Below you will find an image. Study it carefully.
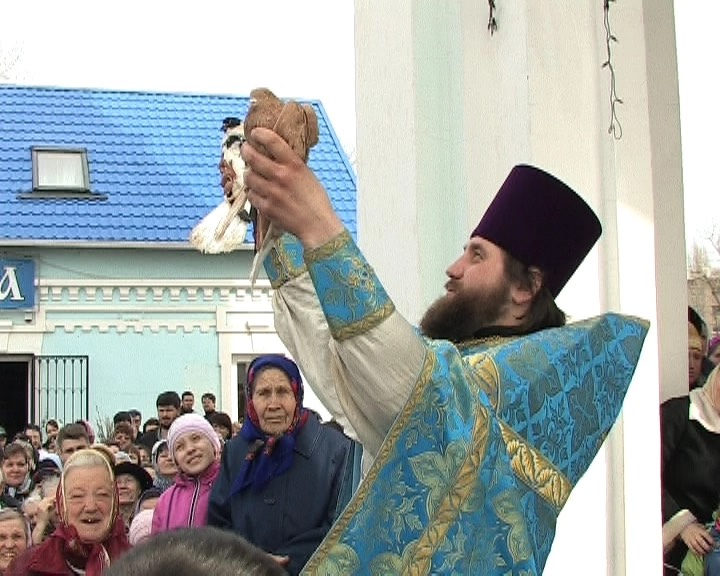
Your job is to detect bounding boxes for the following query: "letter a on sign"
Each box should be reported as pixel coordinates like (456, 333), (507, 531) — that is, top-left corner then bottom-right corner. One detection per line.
(0, 259), (36, 309)
(0, 267), (23, 300)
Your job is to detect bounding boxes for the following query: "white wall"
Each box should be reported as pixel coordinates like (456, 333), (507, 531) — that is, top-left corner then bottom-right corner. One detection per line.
(355, 0), (685, 573)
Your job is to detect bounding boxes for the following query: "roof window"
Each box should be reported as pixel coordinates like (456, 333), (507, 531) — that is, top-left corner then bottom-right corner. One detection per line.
(31, 147), (91, 194)
(21, 147), (104, 200)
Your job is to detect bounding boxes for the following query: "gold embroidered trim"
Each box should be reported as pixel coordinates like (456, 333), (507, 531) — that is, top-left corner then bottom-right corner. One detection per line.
(330, 301), (396, 341)
(456, 334), (515, 352)
(465, 352), (500, 411)
(268, 244), (307, 289)
(499, 422), (572, 511)
(404, 403), (491, 575)
(304, 229), (352, 264)
(466, 351), (572, 511)
(302, 349), (437, 573)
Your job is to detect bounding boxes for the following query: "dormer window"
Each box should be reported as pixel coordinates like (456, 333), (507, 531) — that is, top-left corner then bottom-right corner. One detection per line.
(31, 147), (90, 192)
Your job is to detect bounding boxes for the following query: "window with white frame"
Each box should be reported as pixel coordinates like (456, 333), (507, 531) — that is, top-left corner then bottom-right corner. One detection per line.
(31, 147), (90, 192)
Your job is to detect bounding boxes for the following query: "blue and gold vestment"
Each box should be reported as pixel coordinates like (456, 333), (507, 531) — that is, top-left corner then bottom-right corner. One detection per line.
(264, 231), (648, 575)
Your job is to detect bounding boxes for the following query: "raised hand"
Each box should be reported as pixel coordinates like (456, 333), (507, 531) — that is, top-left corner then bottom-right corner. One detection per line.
(241, 127), (344, 250)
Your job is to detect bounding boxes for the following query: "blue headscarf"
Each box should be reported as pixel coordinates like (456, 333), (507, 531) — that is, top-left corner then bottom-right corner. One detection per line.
(230, 355), (309, 494)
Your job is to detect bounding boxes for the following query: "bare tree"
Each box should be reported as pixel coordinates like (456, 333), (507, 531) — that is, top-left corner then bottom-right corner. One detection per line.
(707, 224), (720, 260)
(0, 41), (23, 82)
(689, 238), (720, 333)
(689, 241), (710, 276)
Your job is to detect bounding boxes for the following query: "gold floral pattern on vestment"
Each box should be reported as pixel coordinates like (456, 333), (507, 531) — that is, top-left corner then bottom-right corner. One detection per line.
(302, 349), (437, 573)
(304, 229), (352, 264)
(499, 422), (572, 511)
(465, 351), (501, 410)
(268, 244), (306, 289)
(401, 403), (491, 575)
(330, 301), (396, 341)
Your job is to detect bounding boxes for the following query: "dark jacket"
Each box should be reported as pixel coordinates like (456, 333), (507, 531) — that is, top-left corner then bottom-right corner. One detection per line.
(136, 427), (165, 451)
(208, 415), (354, 576)
(661, 395), (720, 571)
(0, 491), (22, 510)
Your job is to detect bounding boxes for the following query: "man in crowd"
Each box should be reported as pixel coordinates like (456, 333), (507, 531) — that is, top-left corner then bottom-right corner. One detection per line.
(201, 393), (216, 421)
(180, 391), (195, 414)
(56, 422), (90, 465)
(22, 424), (42, 451)
(128, 409), (142, 438)
(236, 128), (647, 574)
(136, 391), (181, 450)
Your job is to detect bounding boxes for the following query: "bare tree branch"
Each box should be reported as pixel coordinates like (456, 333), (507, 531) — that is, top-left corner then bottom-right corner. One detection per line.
(0, 42), (23, 82)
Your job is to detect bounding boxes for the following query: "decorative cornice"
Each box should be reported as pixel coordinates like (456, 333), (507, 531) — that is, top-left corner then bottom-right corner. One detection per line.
(38, 279), (273, 306)
(35, 278), (275, 334)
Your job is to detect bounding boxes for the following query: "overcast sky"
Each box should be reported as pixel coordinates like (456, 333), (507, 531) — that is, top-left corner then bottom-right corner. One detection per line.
(675, 3), (720, 254)
(0, 1), (357, 157)
(1, 2), (715, 258)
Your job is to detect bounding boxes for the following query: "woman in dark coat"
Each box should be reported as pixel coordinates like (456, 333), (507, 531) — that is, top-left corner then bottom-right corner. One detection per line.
(662, 363), (720, 573)
(208, 354), (354, 576)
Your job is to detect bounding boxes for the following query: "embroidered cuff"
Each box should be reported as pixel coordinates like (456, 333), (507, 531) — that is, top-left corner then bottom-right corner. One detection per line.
(305, 229), (395, 341)
(264, 234), (307, 289)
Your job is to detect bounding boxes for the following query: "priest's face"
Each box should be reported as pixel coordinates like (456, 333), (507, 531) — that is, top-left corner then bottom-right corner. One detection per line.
(420, 237), (512, 342)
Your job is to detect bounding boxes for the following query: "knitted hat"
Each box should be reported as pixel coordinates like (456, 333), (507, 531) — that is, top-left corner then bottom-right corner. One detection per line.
(167, 413), (221, 457)
(471, 164), (602, 297)
(128, 508), (154, 546)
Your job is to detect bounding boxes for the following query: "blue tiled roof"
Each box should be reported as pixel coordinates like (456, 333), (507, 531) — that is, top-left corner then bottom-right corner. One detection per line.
(0, 85), (356, 244)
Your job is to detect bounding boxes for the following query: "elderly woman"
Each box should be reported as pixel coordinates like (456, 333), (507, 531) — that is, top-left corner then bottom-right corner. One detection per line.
(0, 508), (31, 575)
(114, 463), (153, 532)
(7, 448), (129, 575)
(208, 354), (354, 576)
(662, 364), (720, 573)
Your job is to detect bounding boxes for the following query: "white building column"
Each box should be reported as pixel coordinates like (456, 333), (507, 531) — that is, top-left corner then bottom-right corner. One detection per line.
(355, 1), (685, 573)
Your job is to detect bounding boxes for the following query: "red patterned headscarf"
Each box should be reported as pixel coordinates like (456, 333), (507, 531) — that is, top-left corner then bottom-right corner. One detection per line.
(24, 448), (129, 576)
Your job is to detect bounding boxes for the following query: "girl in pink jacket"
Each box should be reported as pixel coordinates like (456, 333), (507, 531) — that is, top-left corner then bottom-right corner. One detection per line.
(151, 413), (221, 533)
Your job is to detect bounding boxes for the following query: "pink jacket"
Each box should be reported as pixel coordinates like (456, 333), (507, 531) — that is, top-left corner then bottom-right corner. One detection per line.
(151, 460), (220, 533)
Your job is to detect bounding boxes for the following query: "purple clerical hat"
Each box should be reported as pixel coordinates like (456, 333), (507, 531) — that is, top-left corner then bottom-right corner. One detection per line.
(472, 165), (601, 297)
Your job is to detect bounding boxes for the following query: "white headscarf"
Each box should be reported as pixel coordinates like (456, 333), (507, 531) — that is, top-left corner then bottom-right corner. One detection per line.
(689, 364), (720, 432)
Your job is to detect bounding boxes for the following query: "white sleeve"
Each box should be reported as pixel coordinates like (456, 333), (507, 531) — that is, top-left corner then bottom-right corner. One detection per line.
(272, 271), (426, 459)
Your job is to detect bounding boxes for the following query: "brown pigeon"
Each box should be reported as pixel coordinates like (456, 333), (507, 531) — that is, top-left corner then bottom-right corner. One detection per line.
(243, 88), (319, 284)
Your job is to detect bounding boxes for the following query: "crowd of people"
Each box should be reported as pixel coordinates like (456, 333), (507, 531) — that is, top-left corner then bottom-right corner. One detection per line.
(661, 307), (720, 575)
(0, 363), (357, 575)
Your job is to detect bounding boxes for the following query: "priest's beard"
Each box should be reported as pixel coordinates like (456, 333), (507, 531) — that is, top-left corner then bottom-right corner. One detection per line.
(419, 281), (510, 343)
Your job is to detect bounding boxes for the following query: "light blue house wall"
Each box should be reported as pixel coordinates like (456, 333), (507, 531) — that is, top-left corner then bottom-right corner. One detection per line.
(32, 247), (251, 425)
(0, 85), (356, 436)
